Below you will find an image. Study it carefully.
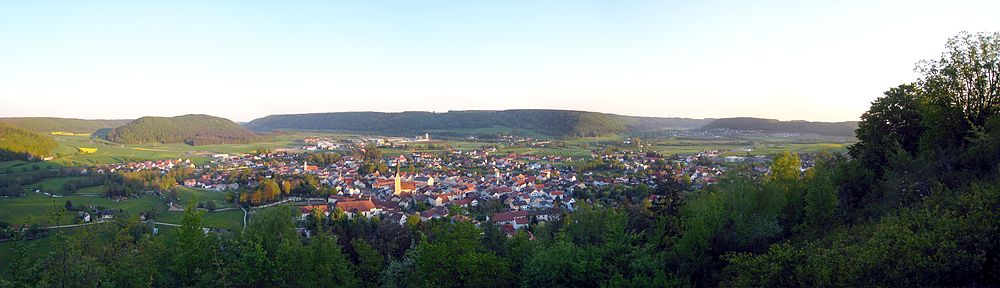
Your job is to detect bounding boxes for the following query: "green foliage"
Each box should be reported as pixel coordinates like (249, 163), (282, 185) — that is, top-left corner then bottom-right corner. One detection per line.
(407, 222), (513, 288)
(0, 123), (57, 161)
(718, 31), (1000, 287)
(918, 31), (1000, 128)
(849, 84), (925, 169)
(724, 182), (1000, 286)
(671, 169), (785, 283)
(307, 152), (342, 166)
(170, 201), (209, 286)
(107, 114), (261, 145)
(797, 154), (840, 237)
(352, 238), (385, 288)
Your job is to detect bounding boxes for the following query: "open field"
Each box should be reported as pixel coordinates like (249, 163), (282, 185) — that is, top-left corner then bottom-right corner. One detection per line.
(174, 187), (237, 209)
(0, 192), (162, 226)
(0, 133), (307, 174)
(0, 187), (242, 228)
(44, 134), (301, 167)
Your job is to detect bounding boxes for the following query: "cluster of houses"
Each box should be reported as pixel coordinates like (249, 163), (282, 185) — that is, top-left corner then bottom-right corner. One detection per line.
(193, 139), (791, 237)
(64, 135), (810, 238)
(81, 158), (196, 175)
(302, 137), (346, 151)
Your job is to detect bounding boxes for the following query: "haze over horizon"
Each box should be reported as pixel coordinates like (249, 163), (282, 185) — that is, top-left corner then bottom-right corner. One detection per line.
(2, 0), (998, 122)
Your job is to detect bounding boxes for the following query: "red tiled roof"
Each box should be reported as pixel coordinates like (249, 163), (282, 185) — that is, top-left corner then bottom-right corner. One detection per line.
(336, 200), (376, 212)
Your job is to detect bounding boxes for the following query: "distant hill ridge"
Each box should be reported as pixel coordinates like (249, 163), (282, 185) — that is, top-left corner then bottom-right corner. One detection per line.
(245, 110), (855, 137)
(107, 114), (261, 145)
(0, 117), (131, 134)
(699, 117), (859, 137)
(245, 110), (711, 137)
(0, 111), (858, 141)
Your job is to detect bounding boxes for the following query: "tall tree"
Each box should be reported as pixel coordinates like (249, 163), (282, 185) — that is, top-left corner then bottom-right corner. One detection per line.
(918, 32), (1000, 128)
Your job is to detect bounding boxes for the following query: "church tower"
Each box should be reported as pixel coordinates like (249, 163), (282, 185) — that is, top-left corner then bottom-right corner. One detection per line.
(394, 161), (402, 195)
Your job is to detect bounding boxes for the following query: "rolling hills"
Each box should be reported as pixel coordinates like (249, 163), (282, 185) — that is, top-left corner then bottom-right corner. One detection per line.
(0, 111), (859, 143)
(245, 110), (710, 137)
(0, 123), (58, 160)
(0, 117), (131, 134)
(106, 114), (262, 145)
(699, 117), (859, 137)
(245, 110), (856, 137)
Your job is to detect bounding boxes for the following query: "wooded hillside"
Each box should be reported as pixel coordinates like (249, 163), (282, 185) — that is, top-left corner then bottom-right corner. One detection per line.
(107, 114), (261, 145)
(699, 117), (859, 137)
(245, 109), (709, 137)
(0, 123), (57, 160)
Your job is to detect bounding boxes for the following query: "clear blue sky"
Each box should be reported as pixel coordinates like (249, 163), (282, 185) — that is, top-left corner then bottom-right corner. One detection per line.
(1, 0), (998, 122)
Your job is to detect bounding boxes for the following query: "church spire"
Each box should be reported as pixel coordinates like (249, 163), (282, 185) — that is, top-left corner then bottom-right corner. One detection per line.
(394, 156), (402, 195)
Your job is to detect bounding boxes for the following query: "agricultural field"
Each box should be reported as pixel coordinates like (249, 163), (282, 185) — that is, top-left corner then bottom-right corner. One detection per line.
(0, 192), (162, 226)
(173, 187), (237, 209)
(0, 186), (247, 276)
(0, 186), (243, 228)
(0, 133), (309, 174)
(42, 134), (301, 167)
(27, 176), (90, 194)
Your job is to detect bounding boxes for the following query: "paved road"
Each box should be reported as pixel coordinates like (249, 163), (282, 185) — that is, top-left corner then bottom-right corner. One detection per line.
(38, 222), (102, 229)
(39, 221), (209, 229)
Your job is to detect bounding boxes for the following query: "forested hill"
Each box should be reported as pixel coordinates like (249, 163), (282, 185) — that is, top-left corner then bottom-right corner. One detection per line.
(245, 110), (709, 137)
(106, 114), (261, 145)
(0, 123), (58, 160)
(699, 117), (859, 137)
(0, 117), (131, 134)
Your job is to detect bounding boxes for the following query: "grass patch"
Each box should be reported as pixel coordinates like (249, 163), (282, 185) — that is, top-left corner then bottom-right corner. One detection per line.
(0, 192), (165, 226)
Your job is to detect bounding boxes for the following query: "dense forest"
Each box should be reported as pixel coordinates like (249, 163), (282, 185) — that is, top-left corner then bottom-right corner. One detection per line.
(107, 115), (262, 145)
(0, 118), (130, 134)
(245, 109), (709, 137)
(245, 109), (858, 138)
(0, 123), (57, 161)
(699, 118), (859, 137)
(3, 32), (999, 287)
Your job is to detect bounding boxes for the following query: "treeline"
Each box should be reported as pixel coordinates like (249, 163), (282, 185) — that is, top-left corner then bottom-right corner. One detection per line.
(699, 117), (859, 137)
(307, 152), (342, 166)
(104, 168), (195, 197)
(0, 117), (130, 134)
(106, 114), (261, 146)
(246, 109), (703, 137)
(0, 196), (677, 287)
(716, 31), (1000, 286)
(0, 124), (57, 161)
(0, 168), (87, 197)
